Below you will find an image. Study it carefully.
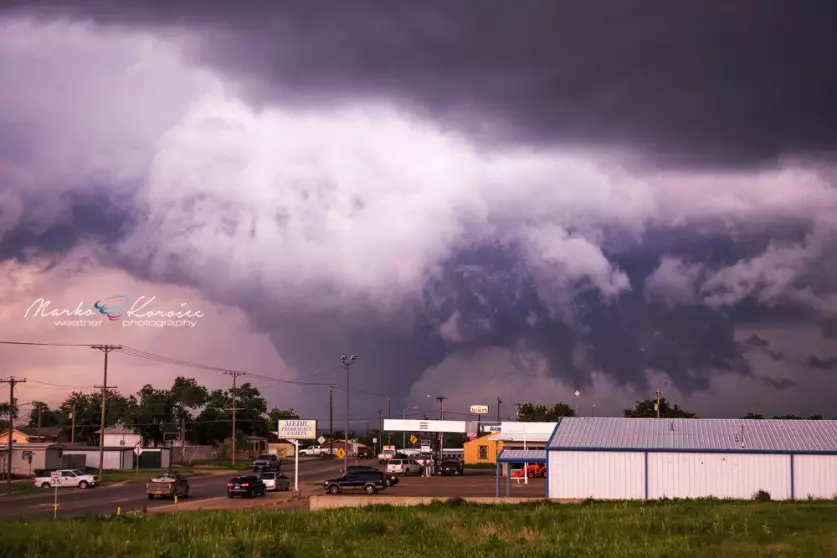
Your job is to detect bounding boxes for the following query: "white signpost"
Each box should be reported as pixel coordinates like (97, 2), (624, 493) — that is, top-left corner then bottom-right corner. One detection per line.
(278, 419), (317, 494)
(50, 471), (61, 518)
(317, 436), (326, 445)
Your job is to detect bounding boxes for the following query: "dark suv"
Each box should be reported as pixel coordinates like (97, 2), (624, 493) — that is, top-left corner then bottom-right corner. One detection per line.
(252, 454), (281, 472)
(438, 460), (464, 476)
(226, 475), (267, 498)
(324, 470), (387, 495)
(346, 465), (399, 487)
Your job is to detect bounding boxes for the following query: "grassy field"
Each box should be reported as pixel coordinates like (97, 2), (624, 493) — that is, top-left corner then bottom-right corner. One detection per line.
(1, 500), (837, 557)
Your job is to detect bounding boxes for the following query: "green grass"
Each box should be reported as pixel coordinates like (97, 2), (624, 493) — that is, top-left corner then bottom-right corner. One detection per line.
(1, 480), (40, 495)
(2, 500), (837, 557)
(97, 462), (247, 485)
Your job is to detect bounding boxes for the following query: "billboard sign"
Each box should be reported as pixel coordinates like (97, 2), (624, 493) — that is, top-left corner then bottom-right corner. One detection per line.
(383, 419), (468, 433)
(277, 419), (317, 439)
(480, 424), (502, 433)
(470, 405), (489, 414)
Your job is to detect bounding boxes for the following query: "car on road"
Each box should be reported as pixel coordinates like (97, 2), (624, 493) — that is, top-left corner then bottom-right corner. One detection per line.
(33, 469), (98, 489)
(258, 471), (290, 492)
(227, 475), (268, 498)
(377, 449), (396, 463)
(438, 460), (465, 476)
(323, 470), (387, 495)
(347, 465), (399, 487)
(299, 445), (325, 456)
(386, 458), (422, 476)
(252, 453), (281, 472)
(146, 473), (190, 499)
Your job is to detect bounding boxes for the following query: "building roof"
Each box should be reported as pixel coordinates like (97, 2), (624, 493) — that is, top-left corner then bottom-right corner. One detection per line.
(0, 443), (63, 452)
(547, 417), (837, 454)
(497, 449), (547, 463)
(17, 426), (65, 437)
(62, 446), (138, 452)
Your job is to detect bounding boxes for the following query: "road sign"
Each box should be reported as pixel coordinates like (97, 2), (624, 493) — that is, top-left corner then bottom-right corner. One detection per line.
(352, 440), (358, 454)
(470, 405), (489, 414)
(317, 436), (326, 445)
(372, 437), (377, 444)
(410, 435), (418, 444)
(278, 419), (317, 439)
(421, 443), (431, 453)
(335, 448), (345, 459)
(50, 471), (62, 486)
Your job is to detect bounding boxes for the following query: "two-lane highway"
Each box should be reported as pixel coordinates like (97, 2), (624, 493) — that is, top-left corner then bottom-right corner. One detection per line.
(0, 460), (345, 519)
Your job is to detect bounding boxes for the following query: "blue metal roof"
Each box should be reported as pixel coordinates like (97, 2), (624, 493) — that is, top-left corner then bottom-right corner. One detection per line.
(546, 417), (837, 453)
(497, 449), (546, 463)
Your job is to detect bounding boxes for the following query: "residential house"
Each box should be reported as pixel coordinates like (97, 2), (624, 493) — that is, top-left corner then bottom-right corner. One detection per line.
(0, 428), (32, 445)
(464, 433), (502, 465)
(267, 433), (296, 457)
(16, 426), (70, 444)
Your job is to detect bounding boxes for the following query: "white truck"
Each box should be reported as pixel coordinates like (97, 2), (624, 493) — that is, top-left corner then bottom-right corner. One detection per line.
(299, 445), (325, 456)
(377, 448), (396, 463)
(34, 469), (98, 489)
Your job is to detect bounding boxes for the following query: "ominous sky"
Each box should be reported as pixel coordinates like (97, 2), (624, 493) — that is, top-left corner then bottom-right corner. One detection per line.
(1, 1), (836, 424)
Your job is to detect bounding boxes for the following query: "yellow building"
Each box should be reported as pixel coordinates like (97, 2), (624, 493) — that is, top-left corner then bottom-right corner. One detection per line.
(0, 429), (32, 445)
(463, 433), (503, 464)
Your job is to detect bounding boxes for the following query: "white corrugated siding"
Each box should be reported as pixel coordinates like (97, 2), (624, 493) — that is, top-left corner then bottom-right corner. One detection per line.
(63, 450), (130, 470)
(549, 451), (644, 499)
(648, 452), (790, 500)
(794, 455), (837, 499)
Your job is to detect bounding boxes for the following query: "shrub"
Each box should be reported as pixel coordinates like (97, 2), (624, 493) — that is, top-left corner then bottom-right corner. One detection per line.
(753, 489), (771, 501)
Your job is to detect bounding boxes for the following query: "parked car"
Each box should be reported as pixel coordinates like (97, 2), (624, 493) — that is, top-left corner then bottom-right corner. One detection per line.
(146, 473), (190, 499)
(323, 470), (387, 495)
(33, 469), (98, 489)
(512, 464), (546, 478)
(438, 460), (464, 476)
(226, 474), (268, 498)
(252, 453), (281, 472)
(258, 471), (290, 492)
(347, 465), (399, 487)
(386, 458), (422, 476)
(377, 449), (396, 463)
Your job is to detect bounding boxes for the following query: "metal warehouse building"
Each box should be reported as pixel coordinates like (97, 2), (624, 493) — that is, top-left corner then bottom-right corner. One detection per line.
(546, 417), (837, 500)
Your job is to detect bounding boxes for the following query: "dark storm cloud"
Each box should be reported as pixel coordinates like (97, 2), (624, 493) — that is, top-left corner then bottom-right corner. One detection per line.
(5, 0), (837, 169)
(806, 355), (837, 370)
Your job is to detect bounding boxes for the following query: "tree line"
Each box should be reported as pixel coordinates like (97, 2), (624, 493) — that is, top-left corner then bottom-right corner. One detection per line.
(514, 399), (827, 421)
(0, 377), (300, 448)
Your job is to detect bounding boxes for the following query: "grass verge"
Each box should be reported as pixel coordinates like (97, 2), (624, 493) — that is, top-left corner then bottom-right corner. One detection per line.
(2, 500), (837, 557)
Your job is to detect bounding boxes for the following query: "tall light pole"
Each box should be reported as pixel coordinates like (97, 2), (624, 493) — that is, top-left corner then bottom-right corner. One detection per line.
(402, 406), (418, 448)
(340, 354), (357, 473)
(426, 395), (446, 458)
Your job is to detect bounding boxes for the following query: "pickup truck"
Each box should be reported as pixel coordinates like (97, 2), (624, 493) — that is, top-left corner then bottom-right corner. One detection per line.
(146, 473), (190, 499)
(33, 469), (98, 489)
(252, 453), (281, 472)
(377, 449), (396, 463)
(299, 445), (324, 456)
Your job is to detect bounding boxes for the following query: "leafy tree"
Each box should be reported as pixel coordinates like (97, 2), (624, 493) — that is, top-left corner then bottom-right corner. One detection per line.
(191, 383), (269, 446)
(26, 402), (62, 428)
(267, 407), (300, 427)
(0, 401), (16, 430)
(517, 403), (576, 421)
(170, 377), (208, 420)
(56, 390), (134, 446)
(773, 414), (803, 420)
(742, 413), (764, 419)
(623, 397), (697, 418)
(128, 385), (176, 446)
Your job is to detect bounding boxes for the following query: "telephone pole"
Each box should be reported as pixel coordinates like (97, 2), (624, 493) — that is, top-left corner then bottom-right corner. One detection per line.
(386, 395), (392, 446)
(326, 384), (335, 455)
(2, 377), (25, 493)
(377, 409), (383, 455)
(340, 355), (357, 473)
(496, 397), (502, 428)
(427, 395), (447, 456)
(70, 404), (76, 446)
(92, 345), (121, 483)
(656, 389), (662, 419)
(223, 371), (245, 465)
(36, 404), (42, 439)
(515, 402), (523, 420)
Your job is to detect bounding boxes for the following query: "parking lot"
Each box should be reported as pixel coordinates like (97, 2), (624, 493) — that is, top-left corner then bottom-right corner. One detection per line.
(349, 468), (546, 498)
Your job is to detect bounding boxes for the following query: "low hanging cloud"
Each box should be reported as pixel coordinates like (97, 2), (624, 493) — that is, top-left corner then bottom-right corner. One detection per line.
(1, 11), (837, 416)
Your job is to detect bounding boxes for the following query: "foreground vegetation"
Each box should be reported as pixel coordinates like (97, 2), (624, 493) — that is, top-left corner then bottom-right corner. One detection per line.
(2, 500), (837, 557)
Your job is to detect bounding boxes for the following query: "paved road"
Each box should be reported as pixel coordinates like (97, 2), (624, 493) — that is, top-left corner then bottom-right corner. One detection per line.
(0, 460), (346, 519)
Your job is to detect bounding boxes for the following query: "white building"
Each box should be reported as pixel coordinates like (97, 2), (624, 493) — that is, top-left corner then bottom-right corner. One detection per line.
(96, 425), (142, 448)
(489, 422), (556, 449)
(546, 417), (837, 500)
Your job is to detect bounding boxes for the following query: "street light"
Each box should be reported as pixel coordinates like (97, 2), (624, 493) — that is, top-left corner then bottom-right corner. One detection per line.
(402, 405), (418, 449)
(426, 395), (446, 459)
(340, 354), (357, 473)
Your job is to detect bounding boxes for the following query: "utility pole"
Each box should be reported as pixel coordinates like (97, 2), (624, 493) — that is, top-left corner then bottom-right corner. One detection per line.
(377, 409), (383, 456)
(515, 403), (523, 420)
(180, 417), (186, 464)
(656, 389), (662, 419)
(327, 384), (335, 455)
(92, 345), (121, 483)
(340, 355), (357, 473)
(223, 371), (245, 465)
(428, 395), (447, 457)
(386, 395), (392, 446)
(497, 397), (502, 427)
(70, 404), (76, 446)
(37, 404), (42, 439)
(2, 377), (25, 494)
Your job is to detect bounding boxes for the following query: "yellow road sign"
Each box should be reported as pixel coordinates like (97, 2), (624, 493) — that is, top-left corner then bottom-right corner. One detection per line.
(410, 435), (417, 444)
(335, 448), (345, 459)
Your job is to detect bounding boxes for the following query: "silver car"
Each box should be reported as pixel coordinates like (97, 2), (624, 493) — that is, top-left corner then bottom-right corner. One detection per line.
(258, 472), (290, 492)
